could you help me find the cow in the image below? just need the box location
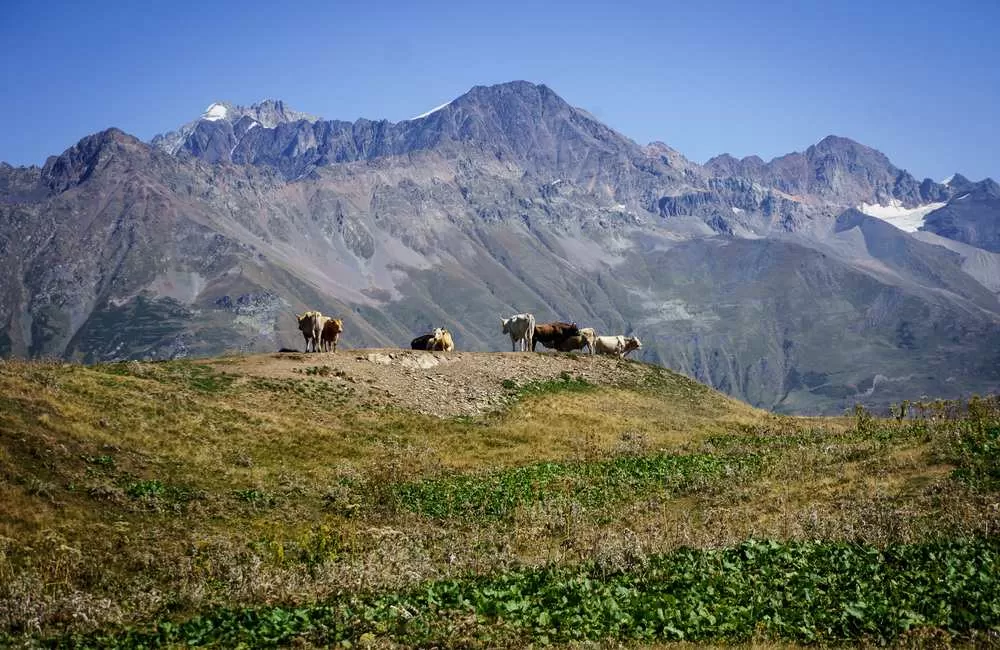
[296,311,326,353]
[594,335,642,358]
[411,332,436,350]
[321,318,343,352]
[531,321,580,352]
[428,328,455,352]
[501,313,535,352]
[555,327,597,354]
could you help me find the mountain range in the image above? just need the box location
[2,80,998,414]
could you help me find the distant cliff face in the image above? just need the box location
[2,81,998,415]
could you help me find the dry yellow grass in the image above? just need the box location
[0,354,995,643]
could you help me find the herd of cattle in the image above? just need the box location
[294,311,641,358]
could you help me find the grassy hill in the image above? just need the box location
[1,351,998,647]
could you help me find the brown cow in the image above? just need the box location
[531,321,579,352]
[321,318,343,352]
[555,327,597,354]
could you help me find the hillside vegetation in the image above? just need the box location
[1,351,998,647]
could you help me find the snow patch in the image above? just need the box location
[407,101,451,121]
[202,103,228,121]
[957,193,970,200]
[858,199,947,232]
[942,174,956,185]
[731,207,744,214]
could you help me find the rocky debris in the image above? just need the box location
[360,351,455,370]
[235,349,650,418]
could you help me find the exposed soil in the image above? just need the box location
[218,349,655,417]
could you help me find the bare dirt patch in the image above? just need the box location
[215,349,657,417]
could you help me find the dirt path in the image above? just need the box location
[216,349,654,417]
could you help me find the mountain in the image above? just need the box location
[921,178,1000,252]
[2,81,998,414]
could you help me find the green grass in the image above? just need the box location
[391,453,760,519]
[50,537,1000,648]
[507,372,594,398]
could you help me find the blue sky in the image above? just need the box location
[2,0,997,182]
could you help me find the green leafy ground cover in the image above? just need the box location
[53,538,1000,648]
[392,453,761,519]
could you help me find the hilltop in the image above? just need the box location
[1,350,998,646]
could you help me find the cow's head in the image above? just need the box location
[501,317,510,333]
[623,337,642,355]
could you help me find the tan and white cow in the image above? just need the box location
[428,328,455,352]
[594,335,642,358]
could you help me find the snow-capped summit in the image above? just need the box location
[202,103,229,121]
[150,100,321,155]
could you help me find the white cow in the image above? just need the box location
[501,313,535,352]
[296,311,328,353]
[594,335,642,358]
[578,327,597,353]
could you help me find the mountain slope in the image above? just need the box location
[1,81,998,414]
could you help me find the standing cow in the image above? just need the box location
[555,327,597,354]
[501,313,535,352]
[594,335,642,358]
[321,318,343,352]
[532,321,580,352]
[296,311,326,353]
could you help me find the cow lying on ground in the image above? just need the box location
[532,321,579,352]
[594,335,642,358]
[411,332,436,350]
[555,327,597,354]
[428,328,455,352]
[321,318,343,352]
[501,313,535,352]
[296,311,326,352]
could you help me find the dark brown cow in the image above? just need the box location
[531,321,580,352]
[411,333,435,350]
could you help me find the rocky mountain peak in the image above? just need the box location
[41,128,147,193]
[150,99,320,156]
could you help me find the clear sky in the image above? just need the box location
[2,0,997,182]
